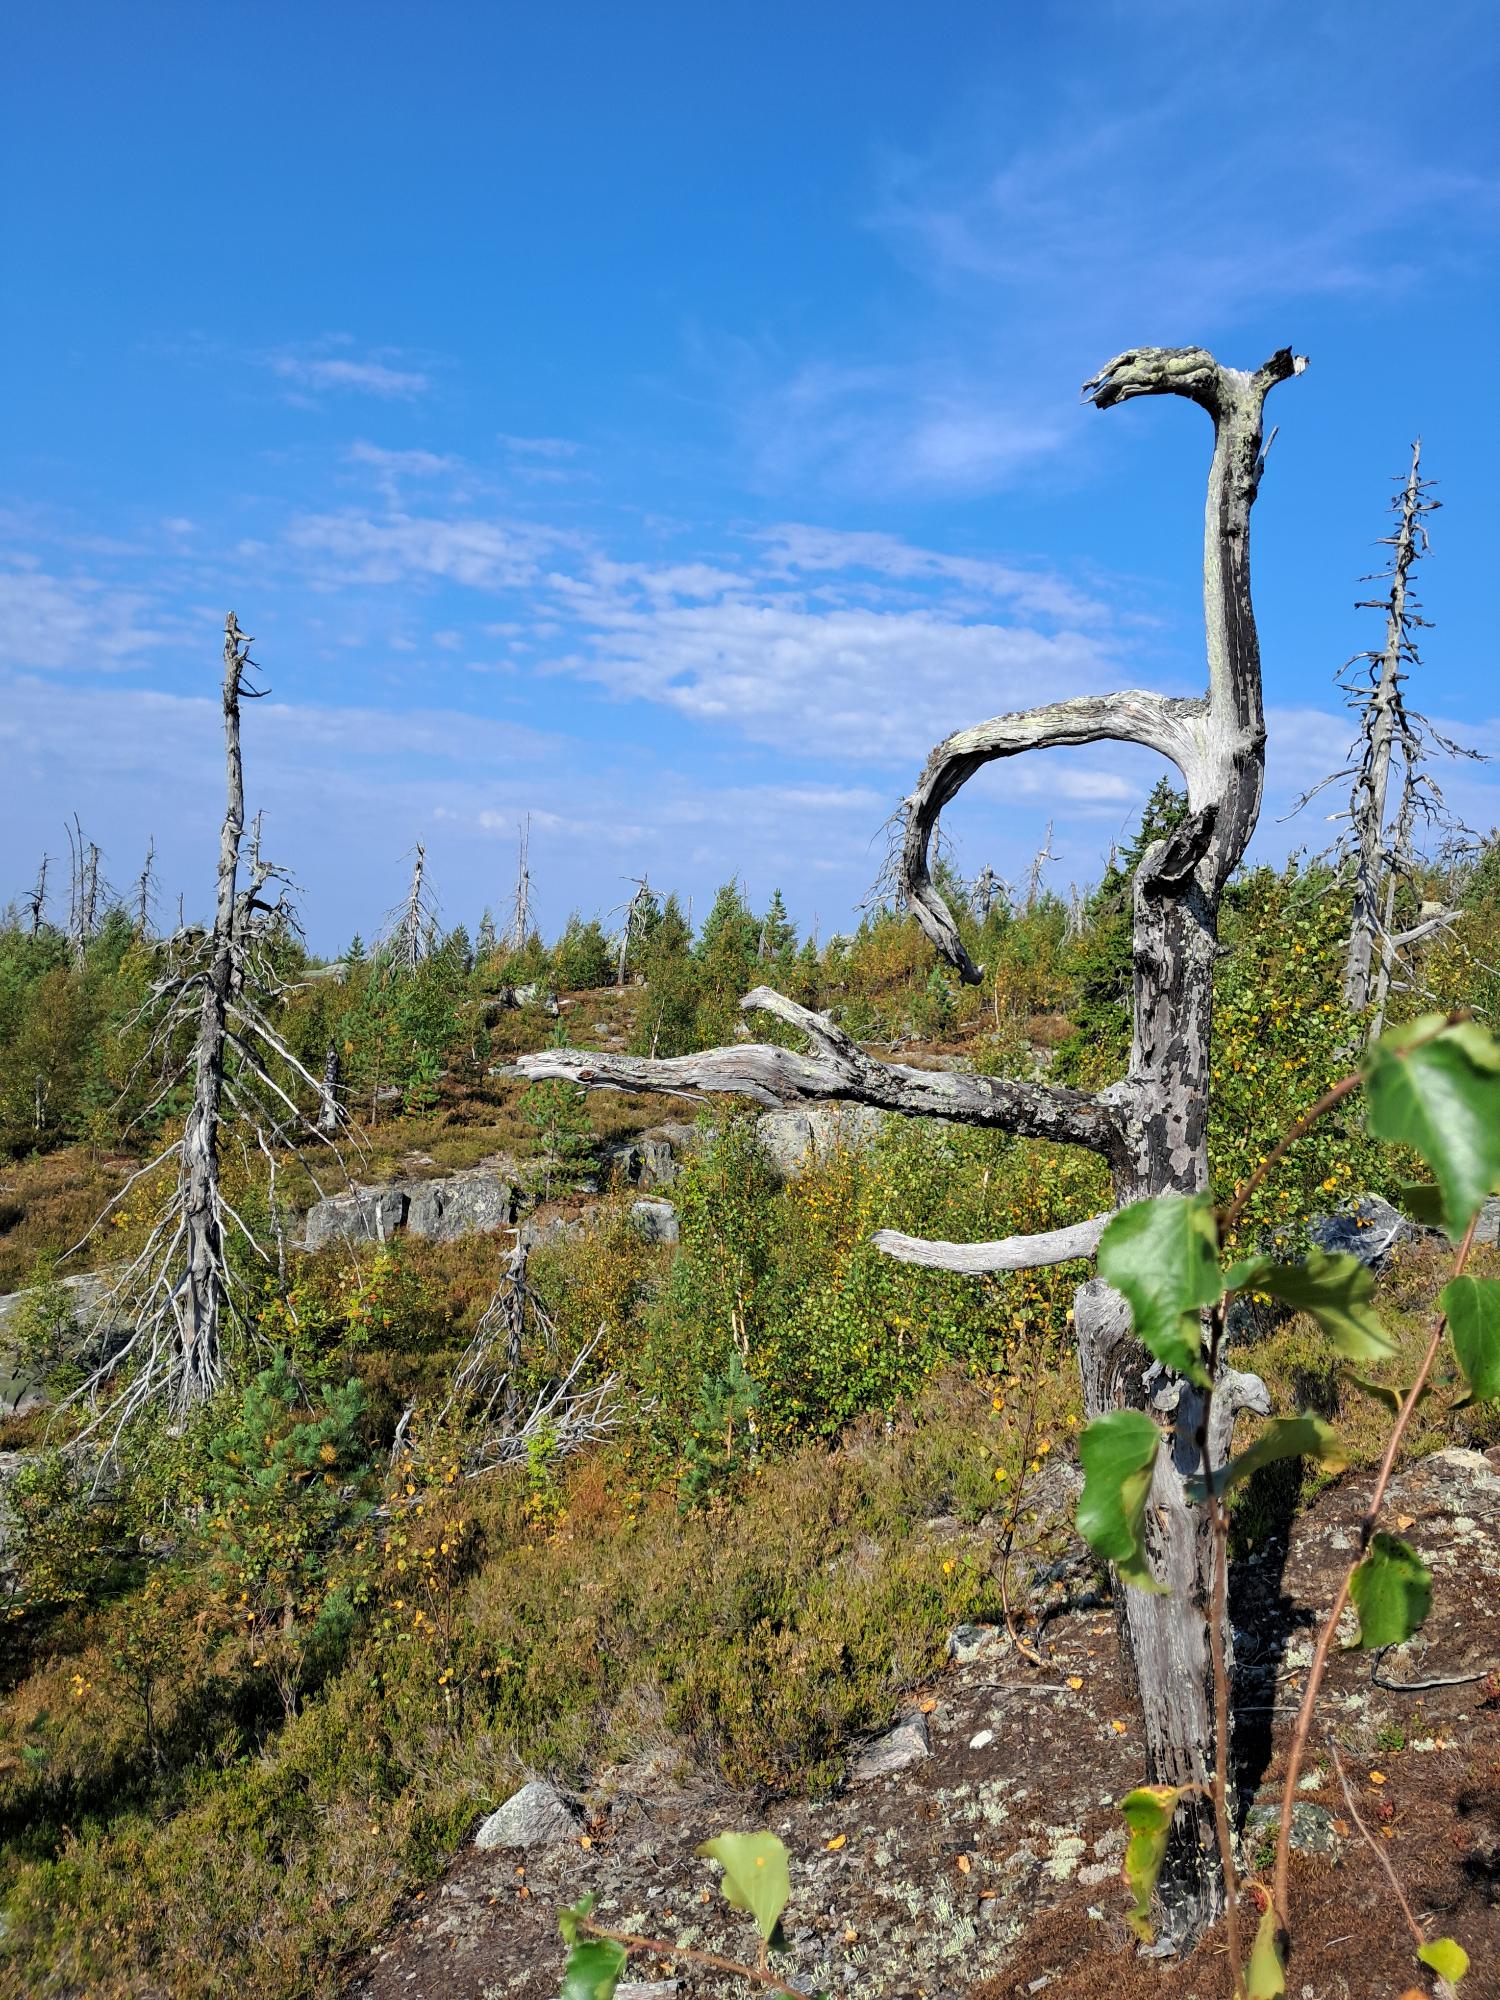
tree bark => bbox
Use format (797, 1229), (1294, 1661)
(1344, 440), (1424, 1011)
(516, 343), (1306, 1941)
(177, 615), (251, 1406)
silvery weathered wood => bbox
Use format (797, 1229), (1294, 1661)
(516, 344), (1306, 1937)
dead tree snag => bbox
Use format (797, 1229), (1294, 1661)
(517, 344), (1306, 1937)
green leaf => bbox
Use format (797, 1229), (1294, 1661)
(1349, 1532), (1432, 1648)
(1119, 1784), (1182, 1942)
(1396, 1181), (1447, 1230)
(1344, 1372), (1405, 1414)
(560, 1937), (627, 2000)
(558, 1896), (595, 1949)
(696, 1831), (790, 1942)
(1418, 1936), (1470, 1984)
(1077, 1410), (1163, 1593)
(1187, 1414), (1347, 1501)
(1443, 1276), (1500, 1404)
(1246, 1903), (1286, 1997)
(1097, 1195), (1222, 1385)
(1230, 1250), (1395, 1362)
(1362, 1016), (1500, 1238)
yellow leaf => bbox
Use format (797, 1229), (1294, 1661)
(956, 1854), (971, 1873)
(826, 1834), (846, 1850)
(1369, 1770), (1387, 1785)
(1110, 1719), (1128, 1734)
(1067, 1675), (1084, 1690)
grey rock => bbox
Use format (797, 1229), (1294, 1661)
(303, 1184), (408, 1254)
(1475, 1195), (1500, 1247)
(630, 1199), (679, 1246)
(0, 1271), (120, 1414)
(755, 1103), (887, 1180)
(405, 1171), (514, 1243)
(1307, 1192), (1409, 1268)
(599, 1139), (643, 1185)
(1385, 1446), (1500, 1521)
(1245, 1801), (1338, 1858)
(513, 982), (560, 1017)
(614, 1986), (682, 2000)
(849, 1711), (929, 1782)
(948, 1622), (1006, 1665)
(637, 1137), (677, 1187)
(474, 1779), (580, 1851)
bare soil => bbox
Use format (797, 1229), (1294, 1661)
(343, 1449), (1500, 2000)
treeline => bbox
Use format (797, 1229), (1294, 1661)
(5, 796), (1500, 1172)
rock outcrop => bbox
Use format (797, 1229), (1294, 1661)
(302, 1170), (515, 1253)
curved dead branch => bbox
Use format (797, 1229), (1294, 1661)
(517, 986), (1124, 1160)
(900, 692), (1206, 982)
(872, 1208), (1115, 1273)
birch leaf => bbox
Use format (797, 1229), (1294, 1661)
(1349, 1533), (1432, 1648)
(1077, 1409), (1163, 1593)
(1443, 1276), (1500, 1403)
(1097, 1195), (1221, 1386)
(1119, 1785), (1182, 1942)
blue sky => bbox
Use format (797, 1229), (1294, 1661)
(3, 1), (1498, 951)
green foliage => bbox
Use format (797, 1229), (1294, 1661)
(1191, 1414), (1346, 1500)
(1076, 1410), (1161, 1593)
(1246, 1902), (1286, 1996)
(1229, 1249), (1396, 1362)
(1348, 1532), (1432, 1647)
(553, 914), (613, 993)
(1362, 1013), (1500, 1237)
(1209, 863), (1385, 1245)
(518, 1034), (597, 1197)
(696, 1829), (791, 1942)
(1418, 1936), (1470, 1985)
(560, 1936), (627, 2000)
(1118, 1783), (1182, 1941)
(1097, 1195), (1221, 1385)
(1444, 1276), (1500, 1402)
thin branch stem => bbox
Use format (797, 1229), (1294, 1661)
(1327, 1742), (1426, 1954)
(1218, 1071), (1362, 1238)
(1271, 1207), (1480, 1937)
(581, 1919), (813, 1999)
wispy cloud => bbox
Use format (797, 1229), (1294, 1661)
(265, 339), (430, 401)
(0, 563), (172, 673)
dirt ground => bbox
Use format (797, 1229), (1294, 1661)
(343, 1448), (1500, 2000)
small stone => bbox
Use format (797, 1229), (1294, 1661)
(1245, 1801), (1337, 1858)
(474, 1780), (580, 1850)
(969, 1728), (996, 1751)
(850, 1712), (929, 1781)
(948, 1622), (1006, 1665)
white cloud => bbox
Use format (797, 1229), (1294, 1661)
(287, 509), (568, 591)
(0, 565), (171, 673)
(266, 342), (430, 401)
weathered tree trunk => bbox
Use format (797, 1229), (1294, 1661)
(177, 615), (252, 1407)
(517, 344), (1305, 1941)
(1344, 441), (1424, 1010)
(317, 1041), (341, 1135)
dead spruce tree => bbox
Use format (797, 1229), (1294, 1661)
(1295, 441), (1481, 1030)
(517, 344), (1307, 1937)
(71, 616), (349, 1433)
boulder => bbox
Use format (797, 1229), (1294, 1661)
(405, 1171), (514, 1243)
(1475, 1196), (1500, 1247)
(303, 1185), (408, 1254)
(754, 1103), (887, 1180)
(1307, 1192), (1410, 1268)
(474, 1779), (580, 1851)
(630, 1199), (679, 1246)
(849, 1711), (929, 1782)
